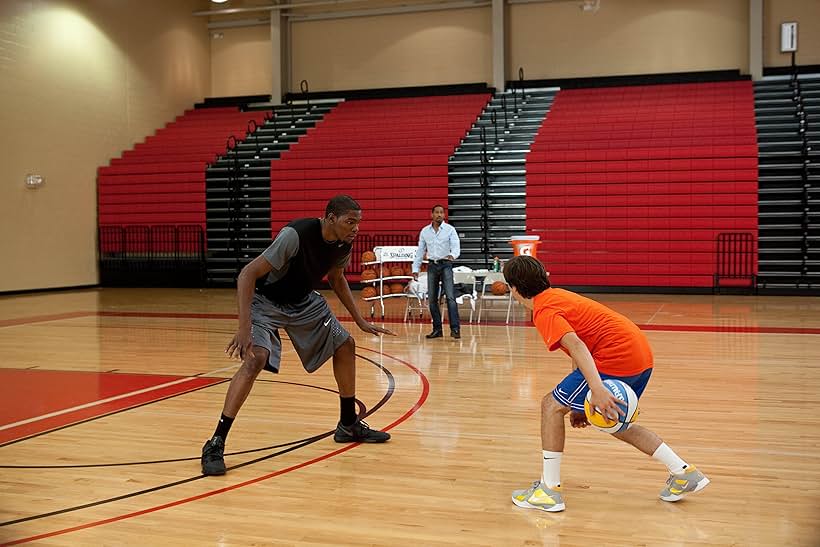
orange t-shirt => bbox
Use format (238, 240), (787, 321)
(532, 288), (653, 376)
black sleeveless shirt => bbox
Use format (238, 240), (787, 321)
(255, 218), (352, 304)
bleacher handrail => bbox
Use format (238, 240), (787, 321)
(713, 232), (756, 293)
(789, 61), (812, 288)
(247, 119), (260, 157)
(99, 224), (205, 256)
(99, 224), (206, 286)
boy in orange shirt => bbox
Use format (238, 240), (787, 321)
(503, 256), (709, 512)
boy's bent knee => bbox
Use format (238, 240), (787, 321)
(542, 394), (570, 415)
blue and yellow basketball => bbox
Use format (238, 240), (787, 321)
(583, 379), (640, 433)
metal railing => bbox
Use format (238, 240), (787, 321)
(790, 58), (813, 286)
(714, 232), (756, 293)
(99, 224), (206, 286)
(478, 125), (491, 268)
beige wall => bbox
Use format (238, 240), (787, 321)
(0, 0), (209, 293)
(211, 25), (272, 97)
(764, 0), (820, 67)
(509, 0), (749, 80)
(208, 1), (820, 95)
(290, 7), (492, 92)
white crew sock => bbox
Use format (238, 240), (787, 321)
(652, 442), (688, 474)
(542, 450), (562, 488)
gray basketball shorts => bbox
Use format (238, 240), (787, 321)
(250, 291), (351, 373)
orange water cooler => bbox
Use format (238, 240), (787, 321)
(509, 235), (540, 257)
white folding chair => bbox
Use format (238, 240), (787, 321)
(453, 270), (478, 323)
(404, 274), (427, 321)
(406, 271), (477, 323)
(476, 271), (514, 324)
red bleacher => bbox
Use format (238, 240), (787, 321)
(270, 94), (490, 235)
(97, 107), (268, 244)
(526, 82), (758, 288)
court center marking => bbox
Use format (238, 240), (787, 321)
(1, 347), (429, 547)
(0, 364), (239, 432)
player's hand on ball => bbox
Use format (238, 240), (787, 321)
(588, 388), (624, 420)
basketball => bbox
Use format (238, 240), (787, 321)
(389, 282), (405, 294)
(390, 266), (405, 277)
(362, 250), (376, 263)
(361, 268), (377, 281)
(491, 280), (509, 295)
(361, 286), (377, 299)
(583, 379), (639, 433)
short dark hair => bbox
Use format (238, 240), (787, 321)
(325, 195), (361, 217)
(503, 255), (550, 298)
(431, 204), (444, 212)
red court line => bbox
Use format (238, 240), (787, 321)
(313, 316), (820, 335)
(97, 311), (237, 320)
(90, 311), (820, 335)
(1, 370), (199, 424)
(637, 324), (820, 335)
(0, 312), (94, 328)
(0, 370), (224, 445)
(2, 348), (430, 546)
(2, 310), (819, 335)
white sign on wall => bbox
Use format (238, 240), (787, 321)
(375, 246), (417, 262)
(781, 22), (798, 53)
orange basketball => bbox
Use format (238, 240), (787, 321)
(491, 280), (509, 295)
(381, 284), (393, 295)
(361, 269), (377, 281)
(362, 250), (376, 263)
(404, 264), (413, 276)
(389, 282), (405, 294)
(390, 266), (405, 277)
(361, 286), (377, 299)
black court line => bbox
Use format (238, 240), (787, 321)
(0, 354), (394, 528)
(0, 381), (362, 470)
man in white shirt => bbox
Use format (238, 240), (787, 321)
(412, 204), (462, 339)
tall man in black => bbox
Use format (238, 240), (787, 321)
(201, 195), (395, 476)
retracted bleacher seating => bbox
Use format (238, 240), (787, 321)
(98, 107), (268, 285)
(270, 94), (490, 274)
(526, 82), (758, 289)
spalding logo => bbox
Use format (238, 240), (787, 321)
(609, 382), (625, 401)
(378, 246), (417, 262)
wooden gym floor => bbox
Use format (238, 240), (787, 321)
(0, 288), (818, 546)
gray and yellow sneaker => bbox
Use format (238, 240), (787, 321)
(659, 465), (710, 502)
(512, 481), (565, 512)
